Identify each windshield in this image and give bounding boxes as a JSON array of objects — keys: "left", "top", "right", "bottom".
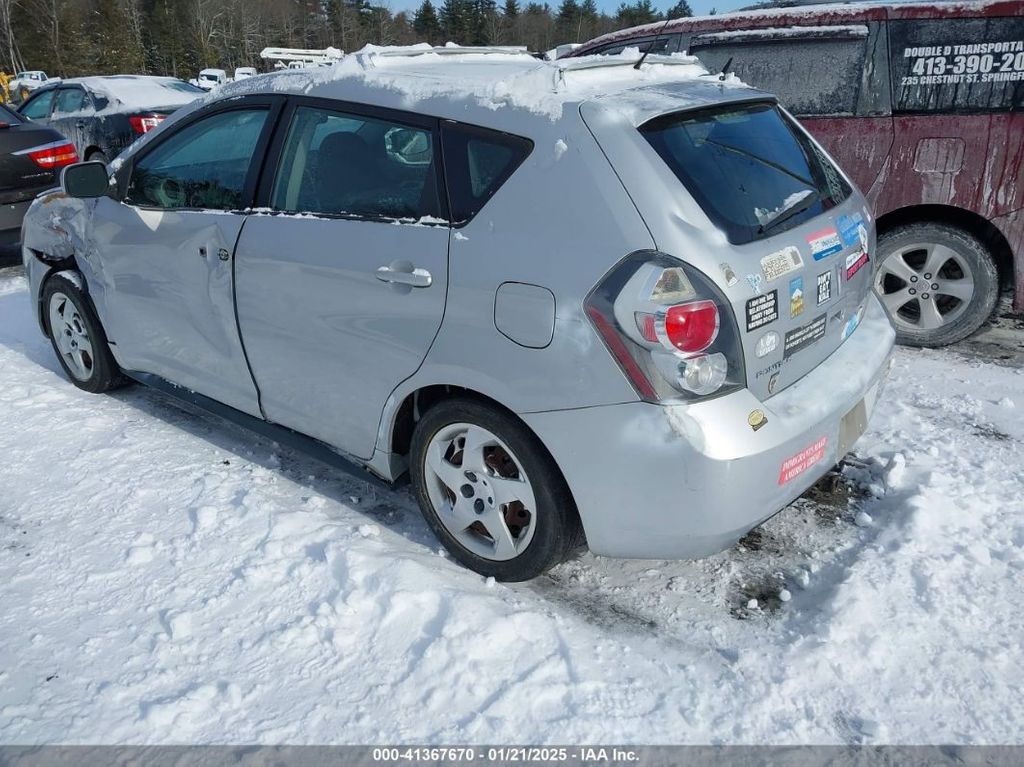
[{"left": 640, "top": 102, "right": 851, "bottom": 245}]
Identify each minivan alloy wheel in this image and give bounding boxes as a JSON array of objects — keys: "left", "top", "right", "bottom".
[
  {"left": 874, "top": 241, "right": 974, "bottom": 332},
  {"left": 423, "top": 422, "right": 537, "bottom": 562},
  {"left": 48, "top": 291, "right": 95, "bottom": 381}
]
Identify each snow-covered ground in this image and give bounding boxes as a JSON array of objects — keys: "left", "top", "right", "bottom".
[{"left": 1, "top": 264, "right": 1022, "bottom": 745}]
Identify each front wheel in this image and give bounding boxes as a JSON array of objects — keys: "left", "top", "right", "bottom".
[
  {"left": 409, "top": 398, "right": 583, "bottom": 581},
  {"left": 43, "top": 272, "right": 126, "bottom": 393},
  {"left": 873, "top": 223, "right": 999, "bottom": 347}
]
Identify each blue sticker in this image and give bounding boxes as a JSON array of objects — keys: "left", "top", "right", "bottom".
[
  {"left": 837, "top": 213, "right": 863, "bottom": 248},
  {"left": 746, "top": 273, "right": 763, "bottom": 295},
  {"left": 789, "top": 276, "right": 804, "bottom": 318}
]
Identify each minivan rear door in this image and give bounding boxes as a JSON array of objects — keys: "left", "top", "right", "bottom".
[{"left": 234, "top": 99, "right": 450, "bottom": 461}]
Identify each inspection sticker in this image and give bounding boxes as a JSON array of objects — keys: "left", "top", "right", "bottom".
[
  {"left": 783, "top": 313, "right": 827, "bottom": 358},
  {"left": 806, "top": 226, "right": 843, "bottom": 261},
  {"left": 746, "top": 289, "right": 779, "bottom": 332},
  {"left": 778, "top": 436, "right": 829, "bottom": 485}
]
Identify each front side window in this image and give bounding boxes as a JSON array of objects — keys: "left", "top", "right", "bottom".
[
  {"left": 126, "top": 108, "right": 268, "bottom": 210},
  {"left": 441, "top": 125, "right": 532, "bottom": 224},
  {"left": 20, "top": 90, "right": 55, "bottom": 120},
  {"left": 641, "top": 102, "right": 851, "bottom": 244},
  {"left": 690, "top": 30, "right": 869, "bottom": 117},
  {"left": 889, "top": 17, "right": 1024, "bottom": 114},
  {"left": 53, "top": 88, "right": 88, "bottom": 115},
  {"left": 271, "top": 105, "right": 440, "bottom": 220}
]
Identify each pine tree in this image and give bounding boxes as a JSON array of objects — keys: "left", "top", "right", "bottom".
[
  {"left": 615, "top": 0, "right": 660, "bottom": 28},
  {"left": 666, "top": 0, "right": 692, "bottom": 19},
  {"left": 413, "top": 0, "right": 442, "bottom": 44},
  {"left": 502, "top": 0, "right": 518, "bottom": 18},
  {"left": 440, "top": 0, "right": 468, "bottom": 43}
]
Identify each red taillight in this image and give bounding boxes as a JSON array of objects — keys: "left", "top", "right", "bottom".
[
  {"left": 662, "top": 300, "right": 720, "bottom": 354},
  {"left": 19, "top": 140, "right": 79, "bottom": 169},
  {"left": 130, "top": 114, "right": 166, "bottom": 134}
]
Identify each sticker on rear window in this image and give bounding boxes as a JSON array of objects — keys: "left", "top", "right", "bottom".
[
  {"left": 745, "top": 289, "right": 779, "bottom": 332},
  {"left": 760, "top": 246, "right": 804, "bottom": 282},
  {"left": 778, "top": 436, "right": 828, "bottom": 485},
  {"left": 783, "top": 313, "right": 826, "bottom": 358},
  {"left": 806, "top": 226, "right": 843, "bottom": 261},
  {"left": 816, "top": 270, "right": 832, "bottom": 305}
]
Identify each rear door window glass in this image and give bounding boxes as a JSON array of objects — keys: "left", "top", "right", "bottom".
[
  {"left": 53, "top": 88, "right": 88, "bottom": 115},
  {"left": 594, "top": 36, "right": 674, "bottom": 56},
  {"left": 270, "top": 105, "right": 441, "bottom": 220},
  {"left": 441, "top": 124, "right": 532, "bottom": 224},
  {"left": 689, "top": 28, "right": 869, "bottom": 116},
  {"left": 889, "top": 17, "right": 1024, "bottom": 113},
  {"left": 126, "top": 108, "right": 268, "bottom": 210},
  {"left": 641, "top": 102, "right": 852, "bottom": 244},
  {"left": 19, "top": 90, "right": 55, "bottom": 120}
]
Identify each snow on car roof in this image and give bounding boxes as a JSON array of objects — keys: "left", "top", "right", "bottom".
[
  {"left": 215, "top": 44, "right": 756, "bottom": 123},
  {"left": 578, "top": 0, "right": 1015, "bottom": 51},
  {"left": 63, "top": 75, "right": 202, "bottom": 110}
]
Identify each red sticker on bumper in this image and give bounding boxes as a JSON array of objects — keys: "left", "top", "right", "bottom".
[{"left": 778, "top": 436, "right": 828, "bottom": 485}]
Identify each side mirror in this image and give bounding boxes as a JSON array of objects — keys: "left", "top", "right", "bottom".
[{"left": 61, "top": 161, "right": 110, "bottom": 198}]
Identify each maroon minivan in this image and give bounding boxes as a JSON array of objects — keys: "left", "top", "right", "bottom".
[{"left": 569, "top": 0, "right": 1024, "bottom": 346}]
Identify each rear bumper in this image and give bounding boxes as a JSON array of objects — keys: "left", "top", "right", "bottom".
[
  {"left": 523, "top": 293, "right": 896, "bottom": 560},
  {"left": 0, "top": 198, "right": 33, "bottom": 244}
]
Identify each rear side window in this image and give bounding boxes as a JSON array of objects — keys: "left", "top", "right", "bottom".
[
  {"left": 20, "top": 90, "right": 55, "bottom": 120},
  {"left": 441, "top": 124, "right": 532, "bottom": 224},
  {"left": 689, "top": 28, "right": 869, "bottom": 116},
  {"left": 641, "top": 103, "right": 851, "bottom": 245},
  {"left": 593, "top": 36, "right": 675, "bottom": 56},
  {"left": 0, "top": 104, "right": 22, "bottom": 124},
  {"left": 53, "top": 88, "right": 88, "bottom": 115},
  {"left": 126, "top": 108, "right": 268, "bottom": 210},
  {"left": 271, "top": 105, "right": 441, "bottom": 220},
  {"left": 889, "top": 17, "right": 1024, "bottom": 113}
]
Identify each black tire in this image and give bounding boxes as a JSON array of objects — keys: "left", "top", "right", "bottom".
[
  {"left": 409, "top": 397, "right": 584, "bottom": 581},
  {"left": 87, "top": 150, "right": 109, "bottom": 165},
  {"left": 874, "top": 223, "right": 999, "bottom": 347},
  {"left": 42, "top": 272, "right": 126, "bottom": 393}
]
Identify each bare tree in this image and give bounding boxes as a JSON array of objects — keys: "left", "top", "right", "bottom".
[{"left": 0, "top": 0, "right": 25, "bottom": 73}]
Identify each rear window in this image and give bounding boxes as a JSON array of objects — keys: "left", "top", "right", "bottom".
[
  {"left": 889, "top": 17, "right": 1024, "bottom": 114},
  {"left": 0, "top": 104, "right": 22, "bottom": 124},
  {"left": 641, "top": 102, "right": 851, "bottom": 245},
  {"left": 441, "top": 124, "right": 532, "bottom": 224},
  {"left": 689, "top": 28, "right": 869, "bottom": 117}
]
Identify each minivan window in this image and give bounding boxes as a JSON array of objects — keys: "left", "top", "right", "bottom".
[
  {"left": 595, "top": 36, "right": 674, "bottom": 56},
  {"left": 271, "top": 105, "right": 441, "bottom": 220},
  {"left": 889, "top": 17, "right": 1024, "bottom": 113},
  {"left": 19, "top": 90, "right": 55, "bottom": 120},
  {"left": 641, "top": 102, "right": 851, "bottom": 245},
  {"left": 689, "top": 29, "right": 869, "bottom": 116},
  {"left": 126, "top": 108, "right": 268, "bottom": 210},
  {"left": 441, "top": 125, "right": 532, "bottom": 224}
]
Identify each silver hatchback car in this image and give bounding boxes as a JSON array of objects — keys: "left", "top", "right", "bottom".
[{"left": 22, "top": 47, "right": 894, "bottom": 581}]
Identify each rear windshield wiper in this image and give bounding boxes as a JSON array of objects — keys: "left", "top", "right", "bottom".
[
  {"left": 758, "top": 189, "right": 821, "bottom": 235},
  {"left": 700, "top": 138, "right": 816, "bottom": 188}
]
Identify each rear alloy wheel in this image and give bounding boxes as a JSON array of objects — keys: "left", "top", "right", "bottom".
[
  {"left": 43, "top": 272, "right": 126, "bottom": 393},
  {"left": 410, "top": 399, "right": 582, "bottom": 581},
  {"left": 874, "top": 223, "right": 998, "bottom": 347}
]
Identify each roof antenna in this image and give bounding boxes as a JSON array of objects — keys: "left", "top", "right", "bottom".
[
  {"left": 718, "top": 56, "right": 733, "bottom": 81},
  {"left": 634, "top": 18, "right": 672, "bottom": 70}
]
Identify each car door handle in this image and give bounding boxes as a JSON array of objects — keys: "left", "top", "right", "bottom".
[{"left": 376, "top": 265, "right": 432, "bottom": 288}]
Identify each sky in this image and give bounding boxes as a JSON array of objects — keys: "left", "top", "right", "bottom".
[{"left": 389, "top": 0, "right": 752, "bottom": 19}]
